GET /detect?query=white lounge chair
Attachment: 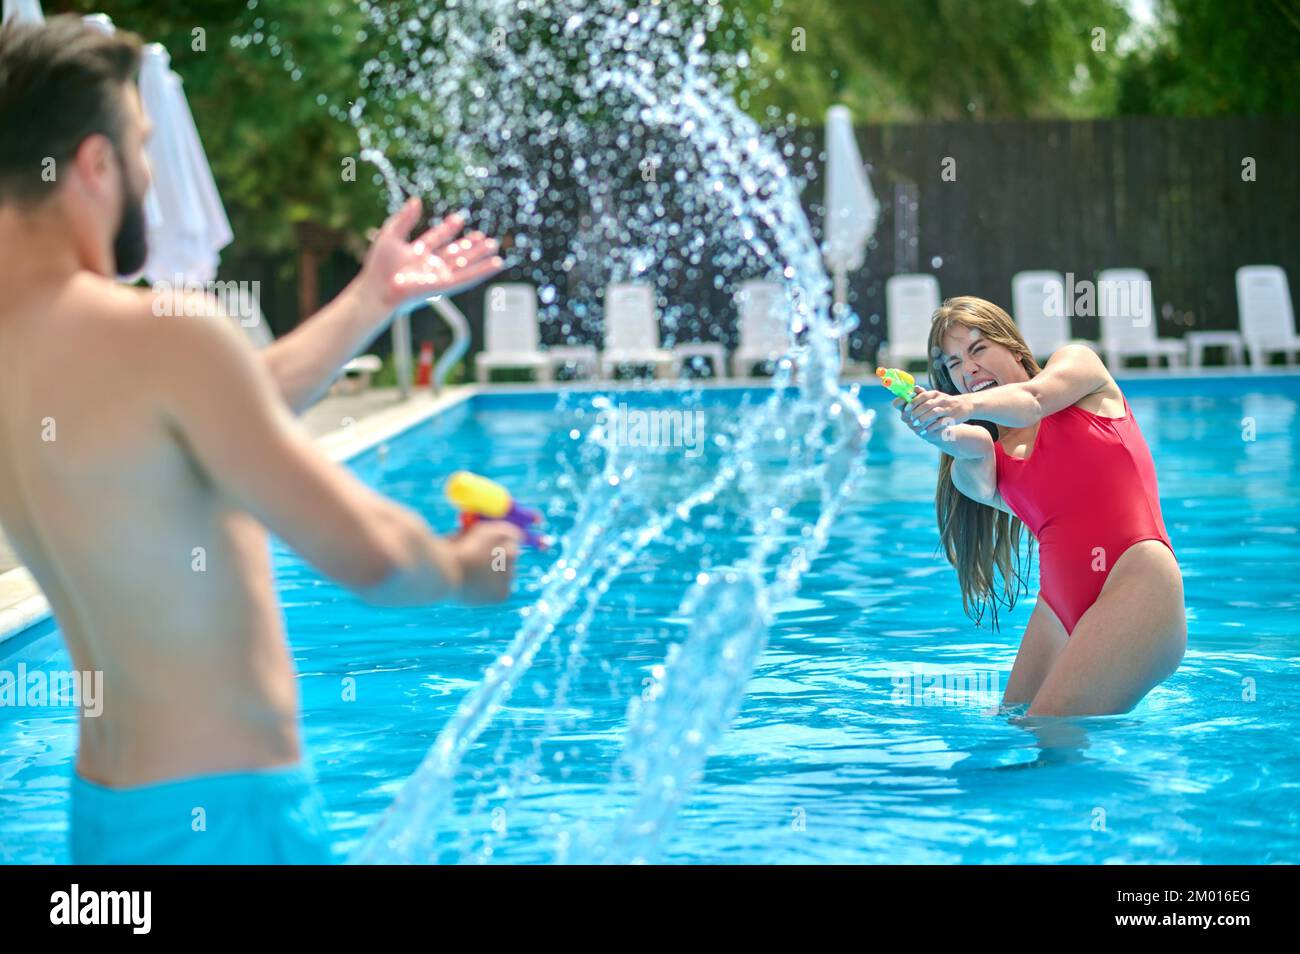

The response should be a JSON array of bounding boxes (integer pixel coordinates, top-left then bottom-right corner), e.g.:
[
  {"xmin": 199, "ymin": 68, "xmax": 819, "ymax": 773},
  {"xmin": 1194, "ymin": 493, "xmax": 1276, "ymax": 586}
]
[
  {"xmin": 731, "ymin": 280, "xmax": 789, "ymax": 377},
  {"xmin": 1236, "ymin": 265, "xmax": 1300, "ymax": 368},
  {"xmin": 544, "ymin": 344, "xmax": 601, "ymax": 380},
  {"xmin": 334, "ymin": 354, "xmax": 383, "ymax": 394},
  {"xmin": 880, "ymin": 273, "xmax": 940, "ymax": 370},
  {"xmin": 600, "ymin": 282, "xmax": 676, "ymax": 379},
  {"xmin": 1096, "ymin": 268, "xmax": 1185, "ymax": 369},
  {"xmin": 474, "ymin": 283, "xmax": 553, "ymax": 383},
  {"xmin": 1011, "ymin": 270, "xmax": 1100, "ymax": 361},
  {"xmin": 673, "ymin": 340, "xmax": 728, "ymax": 378},
  {"xmin": 1012, "ymin": 271, "xmax": 1069, "ymax": 359}
]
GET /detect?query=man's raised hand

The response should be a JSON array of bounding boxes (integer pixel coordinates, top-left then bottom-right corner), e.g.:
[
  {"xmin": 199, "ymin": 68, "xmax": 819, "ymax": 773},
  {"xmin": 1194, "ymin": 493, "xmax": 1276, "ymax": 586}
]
[{"xmin": 359, "ymin": 197, "xmax": 507, "ymax": 315}]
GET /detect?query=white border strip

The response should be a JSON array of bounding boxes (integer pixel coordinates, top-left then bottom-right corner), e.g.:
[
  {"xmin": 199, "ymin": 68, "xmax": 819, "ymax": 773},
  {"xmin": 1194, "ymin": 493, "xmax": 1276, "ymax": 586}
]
[
  {"xmin": 317, "ymin": 384, "xmax": 479, "ymax": 463},
  {"xmin": 0, "ymin": 567, "xmax": 50, "ymax": 644}
]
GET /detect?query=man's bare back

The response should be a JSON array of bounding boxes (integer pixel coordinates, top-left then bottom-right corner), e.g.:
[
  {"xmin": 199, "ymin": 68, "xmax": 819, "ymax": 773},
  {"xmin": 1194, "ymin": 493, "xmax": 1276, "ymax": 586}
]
[
  {"xmin": 1, "ymin": 253, "xmax": 524, "ymax": 796},
  {"xmin": 0, "ymin": 271, "xmax": 306, "ymax": 786},
  {"xmin": 0, "ymin": 22, "xmax": 513, "ymax": 801}
]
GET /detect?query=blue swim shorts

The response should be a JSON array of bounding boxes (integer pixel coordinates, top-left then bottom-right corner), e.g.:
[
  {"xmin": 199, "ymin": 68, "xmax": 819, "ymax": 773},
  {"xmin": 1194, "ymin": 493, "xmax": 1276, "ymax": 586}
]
[{"xmin": 70, "ymin": 761, "xmax": 335, "ymax": 864}]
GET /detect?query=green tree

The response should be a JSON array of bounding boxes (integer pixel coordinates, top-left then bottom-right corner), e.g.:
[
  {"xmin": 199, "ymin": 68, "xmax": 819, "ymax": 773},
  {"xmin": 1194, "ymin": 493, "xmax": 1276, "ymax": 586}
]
[
  {"xmin": 1116, "ymin": 0, "xmax": 1300, "ymax": 115},
  {"xmin": 725, "ymin": 0, "xmax": 1133, "ymax": 121},
  {"xmin": 50, "ymin": 0, "xmax": 387, "ymax": 254},
  {"xmin": 38, "ymin": 0, "xmax": 1298, "ymax": 268}
]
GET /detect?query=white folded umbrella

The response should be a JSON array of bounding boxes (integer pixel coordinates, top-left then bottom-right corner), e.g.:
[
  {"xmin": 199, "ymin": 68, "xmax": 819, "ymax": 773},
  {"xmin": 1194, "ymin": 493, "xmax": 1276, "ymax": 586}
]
[
  {"xmin": 823, "ymin": 105, "xmax": 880, "ymax": 367},
  {"xmin": 79, "ymin": 13, "xmax": 233, "ymax": 284},
  {"xmin": 1, "ymin": 0, "xmax": 43, "ymax": 24},
  {"xmin": 823, "ymin": 105, "xmax": 880, "ymax": 279},
  {"xmin": 137, "ymin": 42, "xmax": 233, "ymax": 282}
]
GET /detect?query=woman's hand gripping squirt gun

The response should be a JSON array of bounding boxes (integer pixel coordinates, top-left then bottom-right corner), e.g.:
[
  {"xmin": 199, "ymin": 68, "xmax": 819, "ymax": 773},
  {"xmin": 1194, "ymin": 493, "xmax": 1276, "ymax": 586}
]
[
  {"xmin": 444, "ymin": 471, "xmax": 550, "ymax": 550},
  {"xmin": 875, "ymin": 367, "xmax": 922, "ymax": 403}
]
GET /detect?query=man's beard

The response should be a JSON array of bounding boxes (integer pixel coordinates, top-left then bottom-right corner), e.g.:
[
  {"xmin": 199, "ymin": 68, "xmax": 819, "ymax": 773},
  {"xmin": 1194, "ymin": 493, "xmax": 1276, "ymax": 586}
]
[{"xmin": 111, "ymin": 148, "xmax": 149, "ymax": 277}]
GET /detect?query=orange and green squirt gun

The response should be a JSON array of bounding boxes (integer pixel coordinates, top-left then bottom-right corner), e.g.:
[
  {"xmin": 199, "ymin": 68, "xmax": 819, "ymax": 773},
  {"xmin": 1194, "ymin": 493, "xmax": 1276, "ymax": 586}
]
[
  {"xmin": 444, "ymin": 471, "xmax": 549, "ymax": 550},
  {"xmin": 875, "ymin": 367, "xmax": 923, "ymax": 403}
]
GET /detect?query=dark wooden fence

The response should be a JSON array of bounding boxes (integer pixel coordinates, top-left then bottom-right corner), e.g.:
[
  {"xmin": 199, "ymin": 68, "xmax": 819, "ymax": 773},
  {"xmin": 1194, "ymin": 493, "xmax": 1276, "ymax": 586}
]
[
  {"xmin": 843, "ymin": 116, "xmax": 1300, "ymax": 362},
  {"xmin": 225, "ymin": 116, "xmax": 1300, "ymax": 369}
]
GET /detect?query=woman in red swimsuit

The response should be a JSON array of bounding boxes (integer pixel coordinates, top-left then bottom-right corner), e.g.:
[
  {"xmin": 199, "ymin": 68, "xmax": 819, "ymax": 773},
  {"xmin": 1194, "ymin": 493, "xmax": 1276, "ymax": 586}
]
[{"xmin": 894, "ymin": 296, "xmax": 1186, "ymax": 716}]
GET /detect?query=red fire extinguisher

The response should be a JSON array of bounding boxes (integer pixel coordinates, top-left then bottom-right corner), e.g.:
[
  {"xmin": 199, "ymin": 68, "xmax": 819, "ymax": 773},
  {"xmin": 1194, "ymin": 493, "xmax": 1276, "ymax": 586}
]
[{"xmin": 415, "ymin": 340, "xmax": 434, "ymax": 387}]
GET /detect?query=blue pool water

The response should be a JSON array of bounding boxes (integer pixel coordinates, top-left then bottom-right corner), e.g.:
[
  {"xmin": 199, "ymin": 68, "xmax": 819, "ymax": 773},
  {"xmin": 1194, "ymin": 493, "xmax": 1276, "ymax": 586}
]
[{"xmin": 2, "ymin": 373, "xmax": 1298, "ymax": 864}]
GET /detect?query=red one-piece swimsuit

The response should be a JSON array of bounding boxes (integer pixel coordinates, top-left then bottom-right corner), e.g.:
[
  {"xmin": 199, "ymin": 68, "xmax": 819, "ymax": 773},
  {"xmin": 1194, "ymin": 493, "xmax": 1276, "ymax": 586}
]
[{"xmin": 992, "ymin": 393, "xmax": 1175, "ymax": 636}]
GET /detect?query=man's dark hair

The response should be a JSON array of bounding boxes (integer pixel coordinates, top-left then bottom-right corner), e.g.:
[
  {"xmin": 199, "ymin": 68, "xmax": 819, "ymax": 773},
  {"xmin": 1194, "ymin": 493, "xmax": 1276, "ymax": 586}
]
[{"xmin": 0, "ymin": 15, "xmax": 144, "ymax": 206}]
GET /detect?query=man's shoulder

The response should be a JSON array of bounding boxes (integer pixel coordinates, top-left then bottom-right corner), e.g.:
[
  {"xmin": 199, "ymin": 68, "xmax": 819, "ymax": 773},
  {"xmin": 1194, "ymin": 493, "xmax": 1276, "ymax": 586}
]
[
  {"xmin": 64, "ymin": 272, "xmax": 234, "ymax": 319},
  {"xmin": 61, "ymin": 271, "xmax": 151, "ymax": 316},
  {"xmin": 64, "ymin": 273, "xmax": 238, "ymax": 345},
  {"xmin": 56, "ymin": 274, "xmax": 255, "ymax": 406}
]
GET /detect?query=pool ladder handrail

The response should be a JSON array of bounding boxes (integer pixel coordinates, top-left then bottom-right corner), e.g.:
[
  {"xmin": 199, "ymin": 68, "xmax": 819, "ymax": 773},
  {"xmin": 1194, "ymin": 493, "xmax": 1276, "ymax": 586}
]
[
  {"xmin": 389, "ymin": 295, "xmax": 471, "ymax": 398},
  {"xmin": 428, "ymin": 296, "xmax": 470, "ymax": 396}
]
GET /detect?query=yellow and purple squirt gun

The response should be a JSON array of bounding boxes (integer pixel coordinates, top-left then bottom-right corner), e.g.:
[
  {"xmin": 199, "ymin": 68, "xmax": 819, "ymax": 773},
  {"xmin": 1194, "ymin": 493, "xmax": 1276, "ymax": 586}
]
[
  {"xmin": 875, "ymin": 367, "xmax": 922, "ymax": 403},
  {"xmin": 444, "ymin": 471, "xmax": 549, "ymax": 550}
]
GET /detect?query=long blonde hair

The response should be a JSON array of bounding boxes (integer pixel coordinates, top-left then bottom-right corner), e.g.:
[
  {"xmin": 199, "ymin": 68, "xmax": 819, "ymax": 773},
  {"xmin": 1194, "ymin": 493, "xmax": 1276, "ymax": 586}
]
[{"xmin": 926, "ymin": 297, "xmax": 1042, "ymax": 631}]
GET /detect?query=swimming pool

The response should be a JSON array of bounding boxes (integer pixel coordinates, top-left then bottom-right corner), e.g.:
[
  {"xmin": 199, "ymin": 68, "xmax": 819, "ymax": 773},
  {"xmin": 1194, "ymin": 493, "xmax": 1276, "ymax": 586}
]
[{"xmin": 2, "ymin": 372, "xmax": 1298, "ymax": 864}]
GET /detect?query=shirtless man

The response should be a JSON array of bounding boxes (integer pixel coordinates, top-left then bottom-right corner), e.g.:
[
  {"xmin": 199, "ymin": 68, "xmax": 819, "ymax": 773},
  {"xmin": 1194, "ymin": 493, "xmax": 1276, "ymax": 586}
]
[{"xmin": 0, "ymin": 16, "xmax": 521, "ymax": 863}]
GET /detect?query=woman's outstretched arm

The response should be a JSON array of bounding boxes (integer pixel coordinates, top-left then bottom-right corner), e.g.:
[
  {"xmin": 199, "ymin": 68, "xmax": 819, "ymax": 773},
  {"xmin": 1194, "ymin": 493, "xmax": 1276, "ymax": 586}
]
[
  {"xmin": 893, "ymin": 397, "xmax": 1013, "ymax": 514},
  {"xmin": 907, "ymin": 345, "xmax": 1111, "ymax": 431}
]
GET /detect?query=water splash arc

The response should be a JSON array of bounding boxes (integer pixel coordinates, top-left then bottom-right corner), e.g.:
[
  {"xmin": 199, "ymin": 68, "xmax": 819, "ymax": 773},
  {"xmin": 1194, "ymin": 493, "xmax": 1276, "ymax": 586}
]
[{"xmin": 344, "ymin": 0, "xmax": 873, "ymax": 864}]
